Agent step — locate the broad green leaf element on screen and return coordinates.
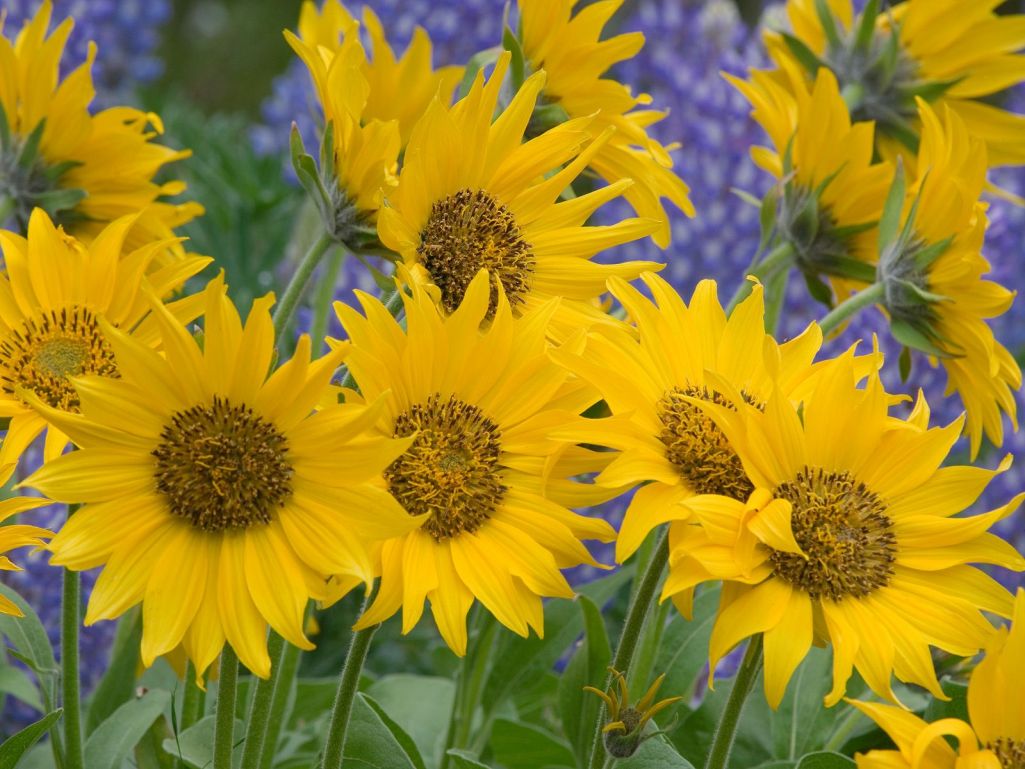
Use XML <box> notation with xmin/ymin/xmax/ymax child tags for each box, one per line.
<box><xmin>923</xmin><ymin>680</ymin><xmax>968</xmax><ymax>723</ymax></box>
<box><xmin>86</xmin><ymin>609</ymin><xmax>142</xmax><ymax>733</ymax></box>
<box><xmin>445</xmin><ymin>750</ymin><xmax>492</xmax><ymax>769</ymax></box>
<box><xmin>752</xmin><ymin>763</ymin><xmax>797</xmax><ymax>769</ymax></box>
<box><xmin>162</xmin><ymin>714</ymin><xmax>244</xmax><ymax>769</ymax></box>
<box><xmin>795</xmin><ymin>752</ymin><xmax>857</xmax><ymax>768</ymax></box>
<box><xmin>366</xmin><ymin>675</ymin><xmax>455</xmax><ymax>769</ymax></box>
<box><xmin>557</xmin><ymin>594</ymin><xmax>611</xmax><ymax>766</ymax></box>
<box><xmin>655</xmin><ymin>585</ymin><xmax>719</xmax><ymax>708</ymax></box>
<box><xmin>0</xmin><ymin>664</ymin><xmax>43</xmax><ymax>712</ymax></box>
<box><xmin>0</xmin><ymin>584</ymin><xmax>58</xmax><ymax>711</ymax></box>
<box><xmin>0</xmin><ymin>709</ymin><xmax>62</xmax><ymax>769</ymax></box>
<box><xmin>483</xmin><ymin>566</ymin><xmax>632</xmax><ymax>712</ymax></box>
<box><xmin>85</xmin><ymin>688</ymin><xmax>171</xmax><ymax>769</ymax></box>
<box><xmin>490</xmin><ymin>718</ymin><xmax>574</xmax><ymax>769</ymax></box>
<box><xmin>363</xmin><ymin>694</ymin><xmax>428</xmax><ymax>769</ymax></box>
<box><xmin>343</xmin><ymin>693</ymin><xmax>420</xmax><ymax>769</ymax></box>
<box><xmin>617</xmin><ymin>736</ymin><xmax>696</xmax><ymax>768</ymax></box>
<box><xmin>287</xmin><ymin>678</ymin><xmax>338</xmax><ymax>728</ymax></box>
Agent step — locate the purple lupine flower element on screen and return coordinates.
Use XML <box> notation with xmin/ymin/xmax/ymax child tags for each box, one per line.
<box><xmin>2</xmin><ymin>0</ymin><xmax>170</xmax><ymax>107</ymax></box>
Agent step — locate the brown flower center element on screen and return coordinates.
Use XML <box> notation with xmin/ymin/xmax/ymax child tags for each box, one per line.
<box><xmin>770</xmin><ymin>467</ymin><xmax>896</xmax><ymax>601</ymax></box>
<box><xmin>988</xmin><ymin>738</ymin><xmax>1025</xmax><ymax>769</ymax></box>
<box><xmin>385</xmin><ymin>393</ymin><xmax>506</xmax><ymax>541</ymax></box>
<box><xmin>153</xmin><ymin>397</ymin><xmax>292</xmax><ymax>531</ymax></box>
<box><xmin>0</xmin><ymin>306</ymin><xmax>119</xmax><ymax>411</ymax></box>
<box><xmin>417</xmin><ymin>188</ymin><xmax>534</xmax><ymax>317</ymax></box>
<box><xmin>656</xmin><ymin>385</ymin><xmax>755</xmax><ymax>500</ymax></box>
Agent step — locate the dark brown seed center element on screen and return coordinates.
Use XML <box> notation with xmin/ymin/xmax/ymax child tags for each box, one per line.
<box><xmin>385</xmin><ymin>393</ymin><xmax>506</xmax><ymax>541</ymax></box>
<box><xmin>988</xmin><ymin>738</ymin><xmax>1025</xmax><ymax>769</ymax></box>
<box><xmin>153</xmin><ymin>397</ymin><xmax>292</xmax><ymax>531</ymax></box>
<box><xmin>417</xmin><ymin>188</ymin><xmax>535</xmax><ymax>318</ymax></box>
<box><xmin>770</xmin><ymin>467</ymin><xmax>896</xmax><ymax>601</ymax></box>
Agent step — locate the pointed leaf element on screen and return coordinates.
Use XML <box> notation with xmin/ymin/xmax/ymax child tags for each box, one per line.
<box><xmin>0</xmin><ymin>709</ymin><xmax>62</xmax><ymax>769</ymax></box>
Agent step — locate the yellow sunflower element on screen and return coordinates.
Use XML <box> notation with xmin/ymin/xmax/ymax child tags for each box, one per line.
<box><xmin>0</xmin><ymin>3</ymin><xmax>201</xmax><ymax>252</ymax></box>
<box><xmin>875</xmin><ymin>100</ymin><xmax>1019</xmax><ymax>458</ymax></box>
<box><xmin>0</xmin><ymin>496</ymin><xmax>52</xmax><ymax>617</ymax></box>
<box><xmin>0</xmin><ymin>208</ymin><xmax>210</xmax><ymax>484</ymax></box>
<box><xmin>851</xmin><ymin>589</ymin><xmax>1025</xmax><ymax>769</ymax></box>
<box><xmin>727</xmin><ymin>63</ymin><xmax>892</xmax><ymax>294</ymax></box>
<box><xmin>768</xmin><ymin>0</ymin><xmax>1025</xmax><ymax>166</ymax></box>
<box><xmin>19</xmin><ymin>278</ymin><xmax>421</xmax><ymax>679</ymax></box>
<box><xmin>517</xmin><ymin>0</ymin><xmax>694</xmax><ymax>247</ymax></box>
<box><xmin>333</xmin><ymin>271</ymin><xmax>617</xmax><ymax>655</ymax></box>
<box><xmin>378</xmin><ymin>52</ymin><xmax>661</xmax><ymax>339</ymax></box>
<box><xmin>664</xmin><ymin>355</ymin><xmax>1024</xmax><ymax>709</ymax></box>
<box><xmin>550</xmin><ymin>271</ymin><xmax>866</xmax><ymax>577</ymax></box>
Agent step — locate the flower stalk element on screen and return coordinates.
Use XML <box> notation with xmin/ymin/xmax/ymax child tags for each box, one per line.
<box><xmin>61</xmin><ymin>564</ymin><xmax>84</xmax><ymax>769</ymax></box>
<box><xmin>272</xmin><ymin>233</ymin><xmax>335</xmax><ymax>340</ymax></box>
<box><xmin>818</xmin><ymin>283</ymin><xmax>885</xmax><ymax>335</ymax></box>
<box><xmin>703</xmin><ymin>634</ymin><xmax>764</xmax><ymax>769</ymax></box>
<box><xmin>213</xmin><ymin>646</ymin><xmax>240</xmax><ymax>769</ymax></box>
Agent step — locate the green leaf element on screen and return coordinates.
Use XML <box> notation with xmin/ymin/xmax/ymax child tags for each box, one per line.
<box><xmin>0</xmin><ymin>584</ymin><xmax>58</xmax><ymax>711</ymax></box>
<box><xmin>814</xmin><ymin>0</ymin><xmax>842</xmax><ymax>49</ymax></box>
<box><xmin>490</xmin><ymin>718</ymin><xmax>574</xmax><ymax>769</ymax></box>
<box><xmin>365</xmin><ymin>675</ymin><xmax>455</xmax><ymax>769</ymax></box>
<box><xmin>795</xmin><ymin>752</ymin><xmax>857</xmax><ymax>768</ymax></box>
<box><xmin>854</xmin><ymin>0</ymin><xmax>880</xmax><ymax>53</ymax></box>
<box><xmin>890</xmin><ymin>318</ymin><xmax>949</xmax><ymax>359</ymax></box>
<box><xmin>617</xmin><ymin>736</ymin><xmax>696</xmax><ymax>768</ymax></box>
<box><xmin>86</xmin><ymin>609</ymin><xmax>142</xmax><ymax>734</ymax></box>
<box><xmin>502</xmin><ymin>24</ymin><xmax>527</xmax><ymax>91</ymax></box>
<box><xmin>85</xmin><ymin>688</ymin><xmax>171</xmax><ymax>769</ymax></box>
<box><xmin>483</xmin><ymin>567</ymin><xmax>632</xmax><ymax>713</ymax></box>
<box><xmin>0</xmin><ymin>664</ymin><xmax>43</xmax><ymax>712</ymax></box>
<box><xmin>0</xmin><ymin>709</ymin><xmax>62</xmax><ymax>769</ymax></box>
<box><xmin>781</xmin><ymin>34</ymin><xmax>826</xmax><ymax>75</ymax></box>
<box><xmin>557</xmin><ymin>594</ymin><xmax>611</xmax><ymax>766</ymax></box>
<box><xmin>457</xmin><ymin>46</ymin><xmax>502</xmax><ymax>99</ymax></box>
<box><xmin>923</xmin><ymin>680</ymin><xmax>968</xmax><ymax>723</ymax></box>
<box><xmin>343</xmin><ymin>693</ymin><xmax>420</xmax><ymax>769</ymax></box>
<box><xmin>162</xmin><ymin>714</ymin><xmax>243</xmax><ymax>769</ymax></box>
<box><xmin>758</xmin><ymin>190</ymin><xmax>779</xmax><ymax>254</ymax></box>
<box><xmin>15</xmin><ymin>119</ymin><xmax>45</xmax><ymax>169</ymax></box>
<box><xmin>877</xmin><ymin>161</ymin><xmax>906</xmax><ymax>255</ymax></box>
<box><xmin>362</xmin><ymin>694</ymin><xmax>428</xmax><ymax>769</ymax></box>
<box><xmin>445</xmin><ymin>750</ymin><xmax>492</xmax><ymax>769</ymax></box>
<box><xmin>899</xmin><ymin>346</ymin><xmax>912</xmax><ymax>382</ymax></box>
<box><xmin>655</xmin><ymin>585</ymin><xmax>720</xmax><ymax>710</ymax></box>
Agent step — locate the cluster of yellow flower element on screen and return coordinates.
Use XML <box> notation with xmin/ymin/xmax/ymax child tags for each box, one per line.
<box><xmin>0</xmin><ymin>1</ymin><xmax>1024</xmax><ymax>768</ymax></box>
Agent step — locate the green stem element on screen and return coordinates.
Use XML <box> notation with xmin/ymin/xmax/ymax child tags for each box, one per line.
<box><xmin>823</xmin><ymin>705</ymin><xmax>862</xmax><ymax>753</ymax></box>
<box><xmin>586</xmin><ymin>531</ymin><xmax>670</xmax><ymax>769</ymax></box>
<box><xmin>240</xmin><ymin>633</ymin><xmax>285</xmax><ymax>769</ymax></box>
<box><xmin>61</xmin><ymin>566</ymin><xmax>83</xmax><ymax>769</ymax></box>
<box><xmin>272</xmin><ymin>234</ymin><xmax>334</xmax><ymax>340</ymax></box>
<box><xmin>440</xmin><ymin>614</ymin><xmax>498</xmax><ymax>769</ymax></box>
<box><xmin>703</xmin><ymin>635</ymin><xmax>764</xmax><ymax>769</ymax></box>
<box><xmin>213</xmin><ymin>646</ymin><xmax>240</xmax><ymax>769</ymax></box>
<box><xmin>726</xmin><ymin>242</ymin><xmax>795</xmax><ymax>314</ymax></box>
<box><xmin>310</xmin><ymin>249</ymin><xmax>345</xmax><ymax>353</ymax></box>
<box><xmin>321</xmin><ymin>599</ymin><xmax>379</xmax><ymax>769</ymax></box>
<box><xmin>818</xmin><ymin>282</ymin><xmax>884</xmax><ymax>336</ymax></box>
<box><xmin>180</xmin><ymin>663</ymin><xmax>205</xmax><ymax>731</ymax></box>
<box><xmin>258</xmin><ymin>639</ymin><xmax>303</xmax><ymax>769</ymax></box>
<box><xmin>763</xmin><ymin>267</ymin><xmax>790</xmax><ymax>336</ymax></box>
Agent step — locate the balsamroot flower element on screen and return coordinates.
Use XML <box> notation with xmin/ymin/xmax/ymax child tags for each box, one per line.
<box><xmin>334</xmin><ymin>271</ymin><xmax>617</xmax><ymax>655</ymax></box>
<box><xmin>21</xmin><ymin>278</ymin><xmax>420</xmax><ymax>680</ymax></box>
<box><xmin>667</xmin><ymin>355</ymin><xmax>1024</xmax><ymax>709</ymax></box>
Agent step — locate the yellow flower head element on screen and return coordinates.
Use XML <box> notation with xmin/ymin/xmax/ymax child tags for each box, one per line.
<box><xmin>768</xmin><ymin>0</ymin><xmax>1025</xmax><ymax>166</ymax></box>
<box><xmin>333</xmin><ymin>271</ymin><xmax>617</xmax><ymax>655</ymax></box>
<box><xmin>0</xmin><ymin>2</ymin><xmax>201</xmax><ymax>252</ymax></box>
<box><xmin>517</xmin><ymin>0</ymin><xmax>694</xmax><ymax>247</ymax></box>
<box><xmin>877</xmin><ymin>100</ymin><xmax>1019</xmax><ymax>458</ymax></box>
<box><xmin>550</xmin><ymin>272</ymin><xmax>872</xmax><ymax>570</ymax></box>
<box><xmin>378</xmin><ymin>52</ymin><xmax>662</xmax><ymax>339</ymax></box>
<box><xmin>667</xmin><ymin>355</ymin><xmax>1024</xmax><ymax>709</ymax></box>
<box><xmin>20</xmin><ymin>278</ymin><xmax>420</xmax><ymax>680</ymax></box>
<box><xmin>851</xmin><ymin>589</ymin><xmax>1025</xmax><ymax>769</ymax></box>
<box><xmin>285</xmin><ymin>6</ymin><xmax>400</xmax><ymax>217</ymax></box>
<box><xmin>0</xmin><ymin>208</ymin><xmax>211</xmax><ymax>484</ymax></box>
<box><xmin>0</xmin><ymin>496</ymin><xmax>53</xmax><ymax>617</ymax></box>
<box><xmin>727</xmin><ymin>63</ymin><xmax>892</xmax><ymax>293</ymax></box>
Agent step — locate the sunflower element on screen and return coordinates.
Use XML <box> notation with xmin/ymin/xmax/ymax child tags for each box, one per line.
<box><xmin>665</xmin><ymin>355</ymin><xmax>1024</xmax><ymax>709</ymax></box>
<box><xmin>875</xmin><ymin>100</ymin><xmax>1019</xmax><ymax>458</ymax></box>
<box><xmin>851</xmin><ymin>589</ymin><xmax>1025</xmax><ymax>769</ymax></box>
<box><xmin>0</xmin><ymin>3</ymin><xmax>201</xmax><ymax>252</ymax></box>
<box><xmin>333</xmin><ymin>271</ymin><xmax>617</xmax><ymax>655</ymax></box>
<box><xmin>767</xmin><ymin>0</ymin><xmax>1025</xmax><ymax>166</ymax></box>
<box><xmin>0</xmin><ymin>496</ymin><xmax>53</xmax><ymax>617</ymax></box>
<box><xmin>549</xmin><ymin>272</ymin><xmax>876</xmax><ymax>579</ymax></box>
<box><xmin>516</xmin><ymin>0</ymin><xmax>694</xmax><ymax>247</ymax></box>
<box><xmin>19</xmin><ymin>277</ymin><xmax>420</xmax><ymax>679</ymax></box>
<box><xmin>378</xmin><ymin>52</ymin><xmax>661</xmax><ymax>339</ymax></box>
<box><xmin>727</xmin><ymin>63</ymin><xmax>892</xmax><ymax>295</ymax></box>
<box><xmin>0</xmin><ymin>209</ymin><xmax>210</xmax><ymax>484</ymax></box>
